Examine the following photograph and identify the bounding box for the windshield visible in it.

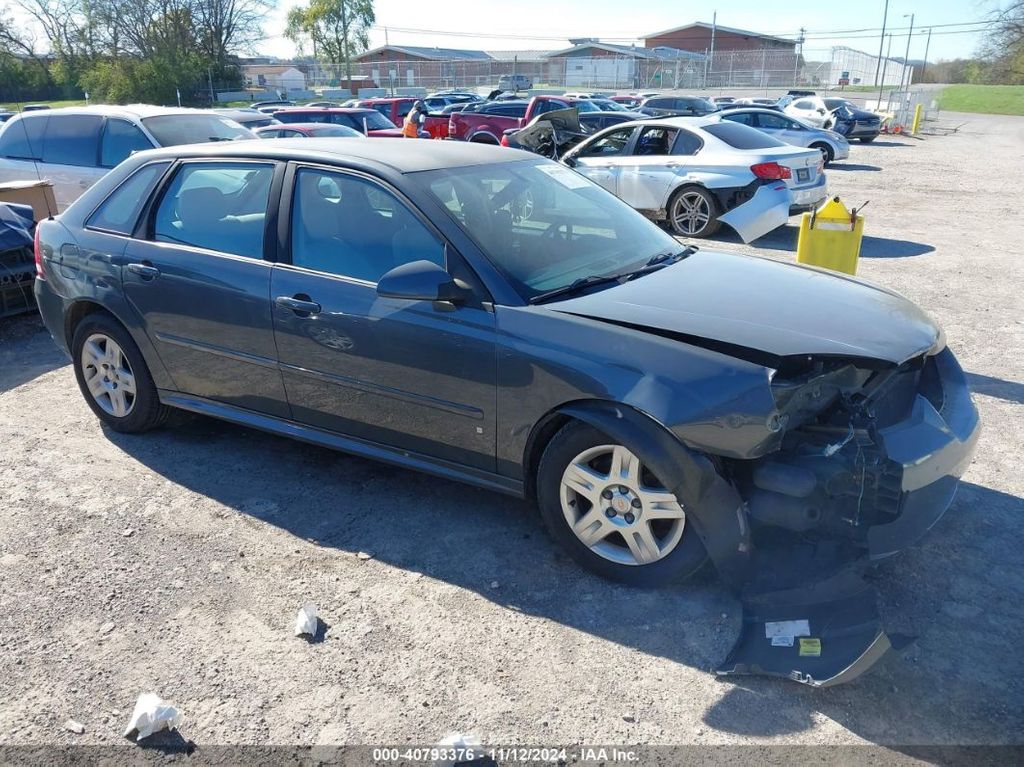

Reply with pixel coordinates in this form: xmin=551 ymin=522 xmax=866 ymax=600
xmin=571 ymin=100 xmax=602 ymax=113
xmin=141 ymin=114 xmax=253 ymax=146
xmin=414 ymin=160 xmax=682 ymax=301
xmin=592 ymin=99 xmax=629 ymax=112
xmin=309 ymin=125 xmax=363 ymax=137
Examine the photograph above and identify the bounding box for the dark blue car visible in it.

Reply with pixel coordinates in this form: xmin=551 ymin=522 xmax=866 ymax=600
xmin=824 ymin=98 xmax=882 ymax=142
xmin=33 ymin=140 xmax=978 ymax=685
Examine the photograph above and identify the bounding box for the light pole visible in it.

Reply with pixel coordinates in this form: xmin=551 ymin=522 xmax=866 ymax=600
xmin=874 ymin=0 xmax=890 ymax=86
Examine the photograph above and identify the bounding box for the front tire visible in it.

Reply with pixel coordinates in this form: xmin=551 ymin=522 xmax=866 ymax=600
xmin=666 ymin=186 xmax=720 ymax=238
xmin=71 ymin=313 xmax=170 ymax=433
xmin=811 ymin=142 xmax=834 ymax=165
xmin=536 ymin=422 xmax=708 ymax=586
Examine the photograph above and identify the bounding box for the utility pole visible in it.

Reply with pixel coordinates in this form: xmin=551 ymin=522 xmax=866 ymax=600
xmin=899 ymin=13 xmax=915 ymax=94
xmin=208 ymin=66 xmax=214 ymax=104
xmin=341 ymin=0 xmax=351 ymax=92
xmin=793 ymin=27 xmax=805 ymax=86
xmin=874 ymin=0 xmax=890 ymax=86
xmin=921 ymin=27 xmax=932 ymax=81
xmin=708 ymin=11 xmax=717 ymax=88
xmin=877 ymin=33 xmax=892 ymax=109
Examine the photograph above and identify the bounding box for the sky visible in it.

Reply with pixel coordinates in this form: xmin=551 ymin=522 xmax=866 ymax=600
xmin=258 ymin=0 xmax=999 ymax=62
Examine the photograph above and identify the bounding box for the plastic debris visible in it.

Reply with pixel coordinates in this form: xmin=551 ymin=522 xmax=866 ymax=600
xmin=433 ymin=732 xmax=484 ymax=767
xmin=294 ymin=602 xmax=319 ymax=637
xmin=356 ymin=551 xmax=373 ymax=561
xmin=123 ymin=693 xmax=182 ymax=741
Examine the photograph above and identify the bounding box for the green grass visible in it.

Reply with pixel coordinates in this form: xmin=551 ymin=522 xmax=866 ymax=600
xmin=937 ymin=84 xmax=1024 ymax=116
xmin=2 ymin=99 xmax=88 ymax=111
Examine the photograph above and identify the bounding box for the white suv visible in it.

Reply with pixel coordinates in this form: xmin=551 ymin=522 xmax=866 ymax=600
xmin=0 ymin=105 xmax=254 ymax=210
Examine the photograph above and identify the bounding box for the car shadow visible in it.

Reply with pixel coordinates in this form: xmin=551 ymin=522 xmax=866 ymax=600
xmin=858 ymin=140 xmax=911 ymax=147
xmin=829 ymin=163 xmax=882 ymax=172
xmin=0 ymin=312 xmax=68 ymax=393
xmin=711 ymin=226 xmax=935 ymax=258
xmin=105 ymin=415 xmax=1024 ymax=745
xmin=966 ymin=372 xmax=1024 ymax=405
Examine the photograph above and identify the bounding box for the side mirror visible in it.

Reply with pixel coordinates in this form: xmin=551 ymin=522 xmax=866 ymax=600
xmin=562 ymin=155 xmax=577 ymax=168
xmin=376 ymin=259 xmax=465 ymax=304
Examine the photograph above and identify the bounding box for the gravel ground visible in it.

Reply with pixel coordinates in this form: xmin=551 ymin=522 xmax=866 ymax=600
xmin=0 ymin=111 xmax=1021 ymax=755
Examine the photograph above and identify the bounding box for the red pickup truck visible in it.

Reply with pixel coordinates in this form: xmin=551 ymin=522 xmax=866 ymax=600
xmin=448 ymin=96 xmax=600 ymax=143
xmin=355 ymin=97 xmax=450 ymax=139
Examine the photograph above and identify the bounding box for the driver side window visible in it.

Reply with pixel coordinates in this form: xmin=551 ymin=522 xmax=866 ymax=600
xmin=290 ymin=168 xmax=444 ymax=283
xmin=578 ymin=127 xmax=634 ymax=157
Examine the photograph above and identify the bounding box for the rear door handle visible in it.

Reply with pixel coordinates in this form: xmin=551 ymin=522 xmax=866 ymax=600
xmin=275 ymin=295 xmax=322 ymax=316
xmin=126 ymin=262 xmax=160 ymax=280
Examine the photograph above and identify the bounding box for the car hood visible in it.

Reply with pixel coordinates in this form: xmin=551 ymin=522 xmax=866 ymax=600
xmin=548 ymin=251 xmax=941 ymax=366
xmin=834 ymin=106 xmax=879 ymax=120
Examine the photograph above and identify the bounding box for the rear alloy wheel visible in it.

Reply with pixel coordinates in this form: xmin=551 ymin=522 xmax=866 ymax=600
xmin=812 ymin=142 xmax=834 ymax=165
xmin=667 ymin=186 xmax=720 ymax=238
xmin=537 ymin=422 xmax=707 ymax=585
xmin=71 ymin=313 xmax=170 ymax=433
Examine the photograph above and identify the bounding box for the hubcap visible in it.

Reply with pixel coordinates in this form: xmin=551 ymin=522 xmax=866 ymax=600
xmin=559 ymin=444 xmax=686 ymax=567
xmin=671 ymin=192 xmax=711 ymax=235
xmin=81 ymin=334 xmax=137 ymax=418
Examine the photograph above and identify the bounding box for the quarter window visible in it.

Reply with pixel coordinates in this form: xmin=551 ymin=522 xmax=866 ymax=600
xmin=671 ymin=129 xmax=703 ymax=156
xmin=0 ymin=115 xmax=48 ymax=159
xmin=153 ymin=162 xmax=274 ymax=259
xmin=87 ymin=162 xmax=169 ymax=234
xmin=100 ymin=119 xmax=154 ymax=167
xmin=290 ymin=168 xmax=444 ymax=283
xmin=42 ymin=115 xmax=102 ymax=167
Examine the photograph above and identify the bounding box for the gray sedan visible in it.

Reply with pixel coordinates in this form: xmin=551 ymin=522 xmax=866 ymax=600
xmin=715 ymin=107 xmax=850 ymax=165
xmin=34 ymin=140 xmax=977 ymax=687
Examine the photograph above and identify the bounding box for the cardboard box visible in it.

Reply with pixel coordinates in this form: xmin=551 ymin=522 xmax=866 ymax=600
xmin=0 ymin=179 xmax=57 ymax=222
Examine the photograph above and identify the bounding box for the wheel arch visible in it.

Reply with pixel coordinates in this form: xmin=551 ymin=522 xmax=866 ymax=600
xmin=523 ymin=399 xmax=752 ymax=589
xmin=64 ymin=298 xmax=175 ymax=390
xmin=468 ymin=131 xmax=500 ymax=144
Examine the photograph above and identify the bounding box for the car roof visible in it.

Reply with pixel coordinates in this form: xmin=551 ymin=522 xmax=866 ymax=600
xmin=132 ymin=136 xmax=533 ymax=173
xmin=276 ymin=107 xmax=378 ymax=114
xmin=7 ymin=104 xmax=223 ymax=120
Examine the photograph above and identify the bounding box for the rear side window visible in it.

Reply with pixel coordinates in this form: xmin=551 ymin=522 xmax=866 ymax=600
xmin=153 ymin=162 xmax=274 ymax=259
xmin=486 ymin=104 xmax=528 ymax=117
xmin=703 ymin=122 xmax=786 ymax=150
xmin=672 ymin=129 xmax=703 ymax=156
xmin=101 ymin=119 xmax=154 ymax=168
xmin=644 ymin=98 xmax=671 ymax=108
xmin=0 ymin=115 xmax=48 ymax=159
xmin=87 ymin=162 xmax=169 ymax=234
xmin=42 ymin=115 xmax=103 ymax=166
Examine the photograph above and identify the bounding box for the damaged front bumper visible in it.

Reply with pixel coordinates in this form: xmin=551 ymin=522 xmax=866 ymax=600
xmin=691 ymin=347 xmax=980 ymax=686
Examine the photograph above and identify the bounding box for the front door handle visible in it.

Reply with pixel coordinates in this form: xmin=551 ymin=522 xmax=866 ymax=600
xmin=126 ymin=262 xmax=160 ymax=280
xmin=275 ymin=295 xmax=322 ymax=316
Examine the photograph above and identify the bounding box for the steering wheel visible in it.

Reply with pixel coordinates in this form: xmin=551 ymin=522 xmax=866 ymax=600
xmin=541 ymin=220 xmax=573 ymax=242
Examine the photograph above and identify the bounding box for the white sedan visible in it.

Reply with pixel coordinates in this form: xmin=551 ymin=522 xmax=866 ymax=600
xmin=778 ymin=95 xmax=835 ymax=129
xmin=560 ymin=116 xmax=827 ymax=241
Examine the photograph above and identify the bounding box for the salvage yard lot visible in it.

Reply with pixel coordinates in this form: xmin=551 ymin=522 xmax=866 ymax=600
xmin=0 ymin=112 xmax=1022 ymax=750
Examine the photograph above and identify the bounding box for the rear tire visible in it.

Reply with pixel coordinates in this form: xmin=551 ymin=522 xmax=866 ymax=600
xmin=71 ymin=313 xmax=170 ymax=433
xmin=536 ymin=421 xmax=708 ymax=586
xmin=859 ymin=136 xmax=876 ymax=143
xmin=666 ymin=186 xmax=720 ymax=238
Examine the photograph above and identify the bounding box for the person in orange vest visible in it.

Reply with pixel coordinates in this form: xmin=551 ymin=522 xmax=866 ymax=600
xmin=402 ymin=101 xmax=426 ymax=138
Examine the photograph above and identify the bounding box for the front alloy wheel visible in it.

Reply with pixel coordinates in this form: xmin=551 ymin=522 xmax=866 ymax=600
xmin=536 ymin=422 xmax=708 ymax=585
xmin=560 ymin=444 xmax=686 ymax=566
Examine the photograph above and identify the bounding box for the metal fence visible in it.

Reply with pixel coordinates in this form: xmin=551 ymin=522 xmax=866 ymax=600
xmin=299 ymin=46 xmax=912 ymax=94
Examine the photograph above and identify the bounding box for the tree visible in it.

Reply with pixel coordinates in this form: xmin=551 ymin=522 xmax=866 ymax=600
xmin=979 ymin=1 xmax=1024 ymax=84
xmin=286 ymin=0 xmax=374 ymax=88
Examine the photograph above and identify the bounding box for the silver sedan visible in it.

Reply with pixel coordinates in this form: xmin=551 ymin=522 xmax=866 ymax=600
xmin=715 ymin=108 xmax=851 ymax=165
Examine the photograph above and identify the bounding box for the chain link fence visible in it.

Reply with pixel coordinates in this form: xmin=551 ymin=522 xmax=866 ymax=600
xmin=298 ymin=46 xmax=912 ymax=95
